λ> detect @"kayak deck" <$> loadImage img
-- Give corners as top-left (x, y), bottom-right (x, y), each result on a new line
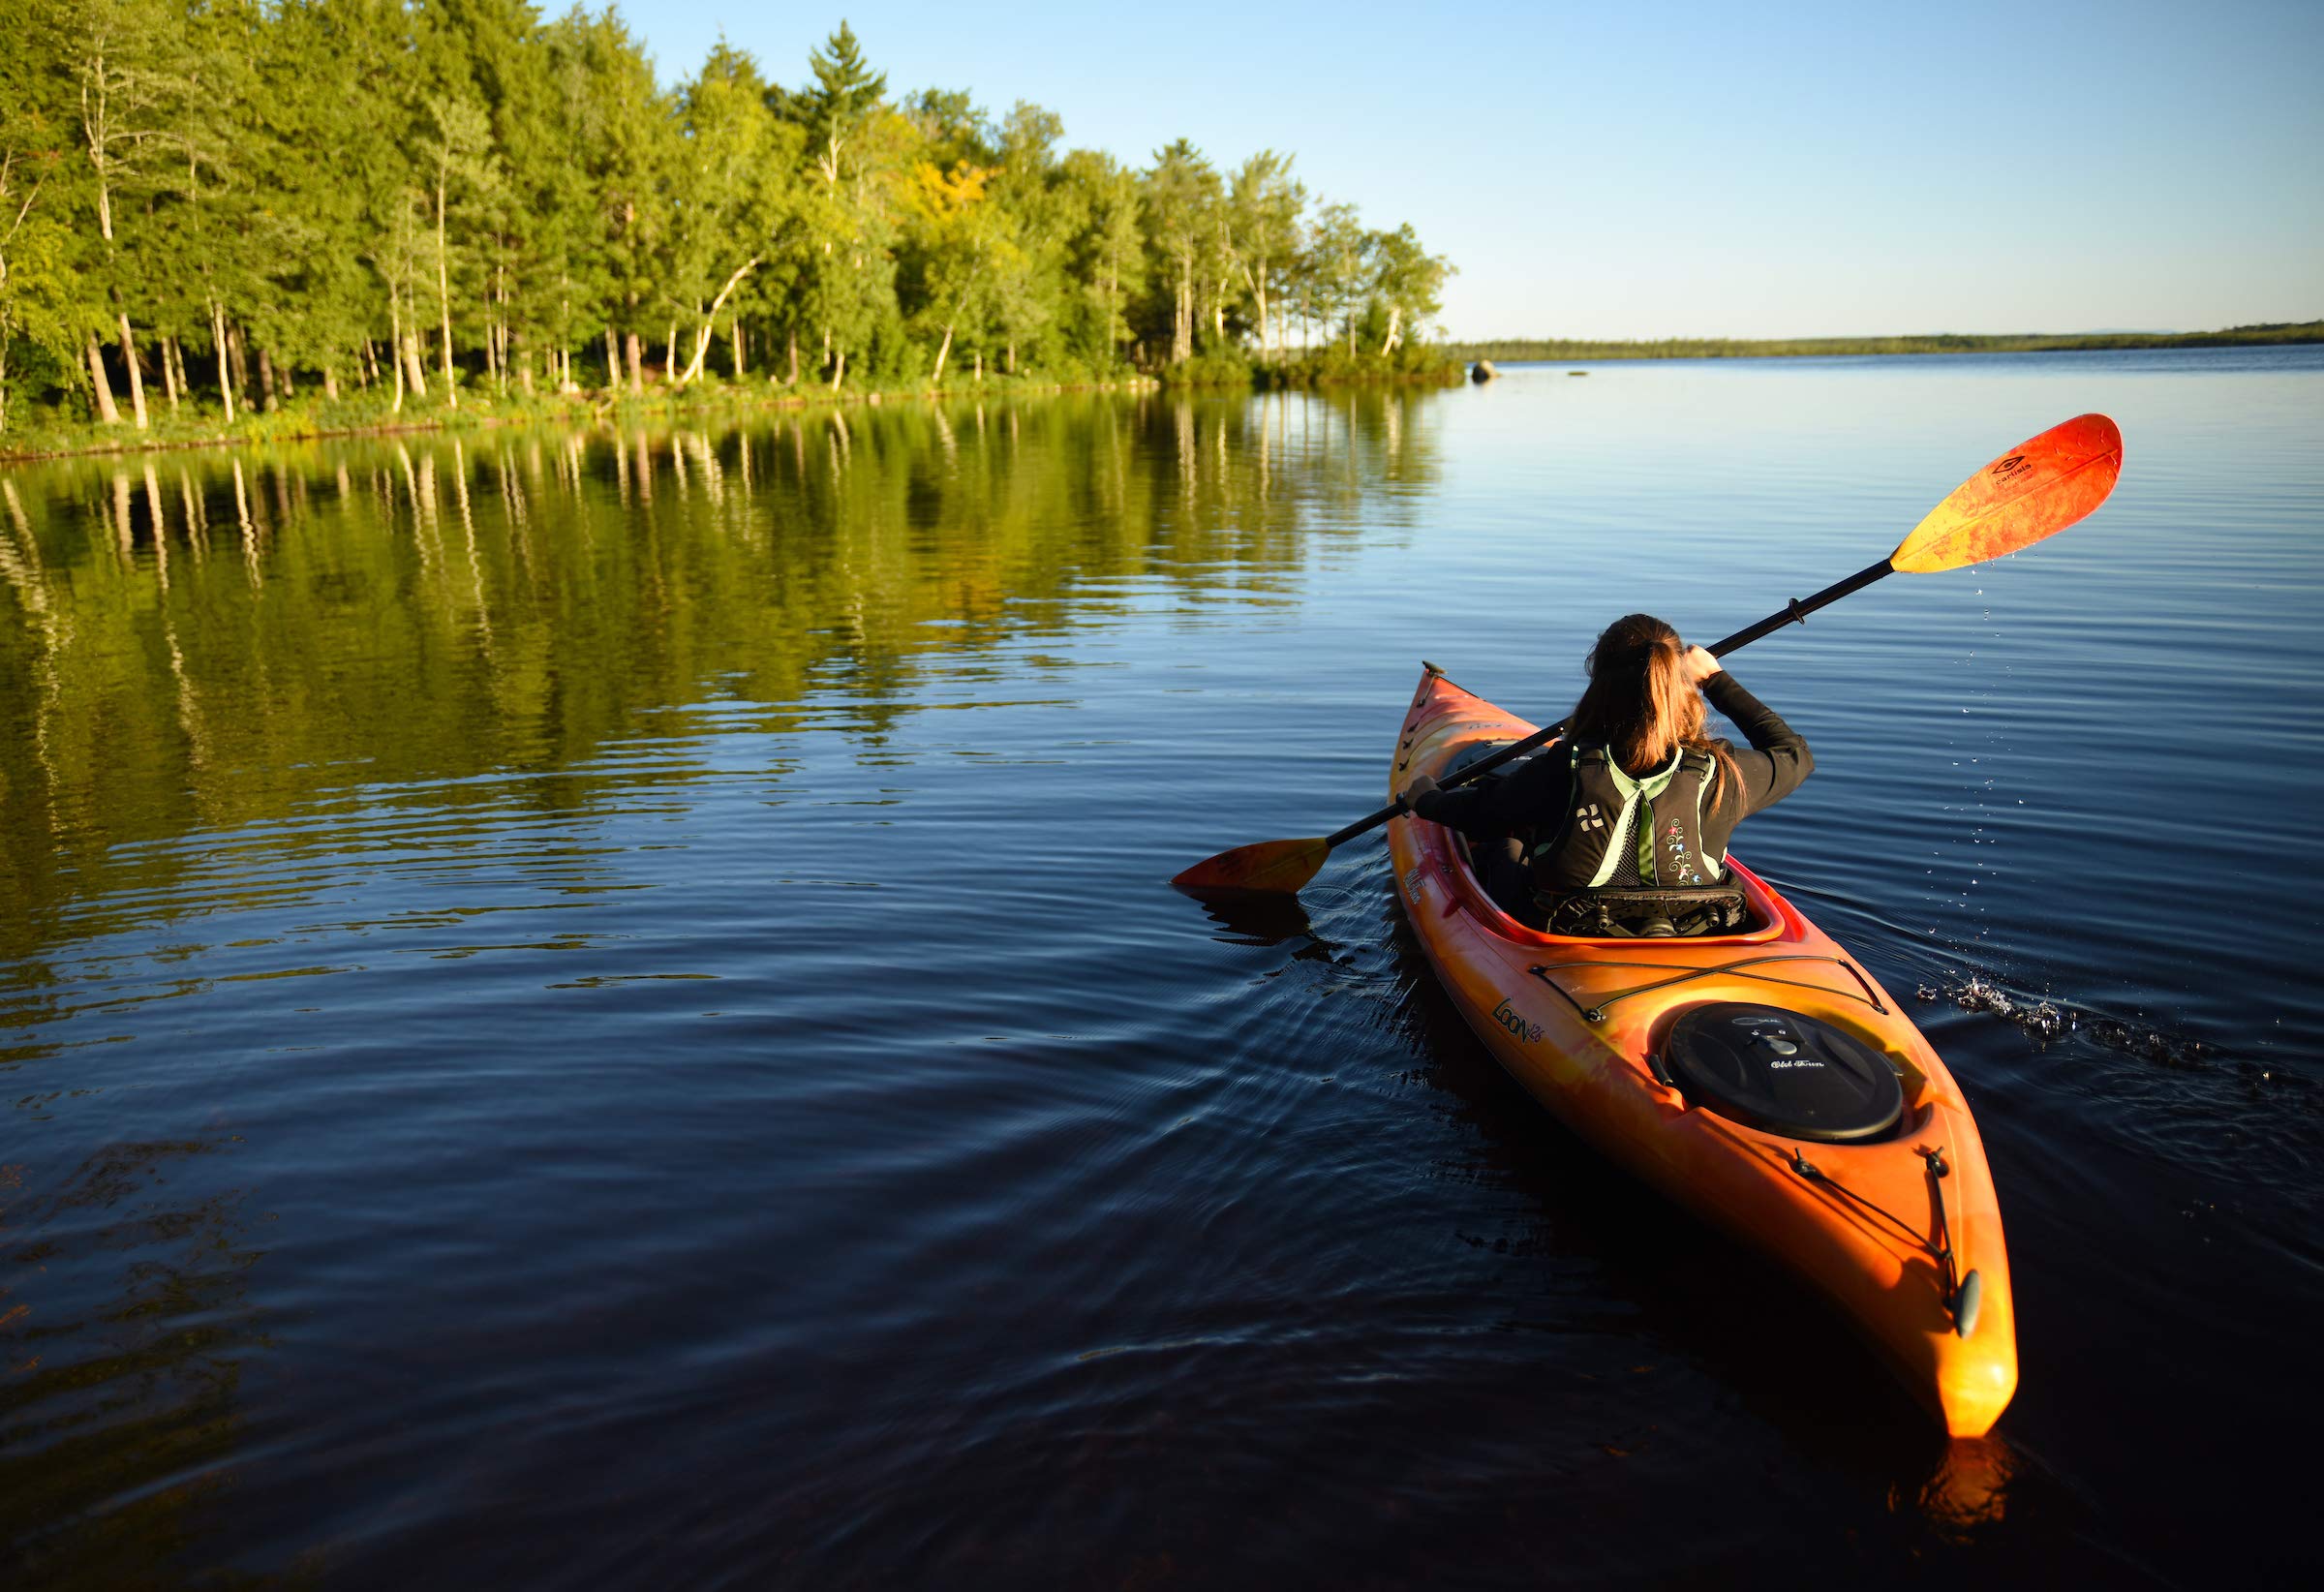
top-left (1387, 667), bottom-right (2017, 1437)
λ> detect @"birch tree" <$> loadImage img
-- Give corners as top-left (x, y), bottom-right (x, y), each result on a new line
top-left (1058, 152), bottom-right (1142, 370)
top-left (1143, 140), bottom-right (1215, 365)
top-left (902, 159), bottom-right (998, 382)
top-left (783, 23), bottom-right (893, 387)
top-left (1364, 223), bottom-right (1452, 354)
top-left (671, 44), bottom-right (791, 386)
top-left (417, 94), bottom-right (496, 407)
top-left (164, 26), bottom-right (252, 423)
top-left (1231, 153), bottom-right (1303, 359)
top-left (1304, 201), bottom-right (1367, 357)
top-left (0, 8), bottom-right (1457, 424)
top-left (50, 0), bottom-right (188, 429)
top-left (988, 103), bottom-right (1064, 373)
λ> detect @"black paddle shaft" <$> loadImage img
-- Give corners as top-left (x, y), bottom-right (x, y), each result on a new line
top-left (1323, 555), bottom-right (1896, 848)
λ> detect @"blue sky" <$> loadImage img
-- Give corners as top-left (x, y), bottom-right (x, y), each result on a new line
top-left (622, 0), bottom-right (2322, 340)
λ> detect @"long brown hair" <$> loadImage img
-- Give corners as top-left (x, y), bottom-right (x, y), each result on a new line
top-left (1569, 613), bottom-right (1737, 800)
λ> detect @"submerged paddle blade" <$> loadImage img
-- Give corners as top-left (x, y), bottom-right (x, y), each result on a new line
top-left (1891, 413), bottom-right (2123, 574)
top-left (1171, 836), bottom-right (1331, 895)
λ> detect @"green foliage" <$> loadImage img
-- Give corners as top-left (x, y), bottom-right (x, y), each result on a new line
top-left (1159, 348), bottom-right (1253, 388)
top-left (2, 5), bottom-right (1454, 445)
top-left (1255, 343), bottom-right (1461, 389)
top-left (0, 135), bottom-right (80, 433)
top-left (802, 21), bottom-right (887, 155)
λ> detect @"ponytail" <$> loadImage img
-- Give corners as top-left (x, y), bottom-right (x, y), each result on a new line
top-left (1570, 614), bottom-right (1739, 805)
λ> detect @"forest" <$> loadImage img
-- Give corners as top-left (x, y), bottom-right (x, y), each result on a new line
top-left (0, 2), bottom-right (1457, 440)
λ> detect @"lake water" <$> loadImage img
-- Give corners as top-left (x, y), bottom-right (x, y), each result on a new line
top-left (4, 350), bottom-right (2321, 1587)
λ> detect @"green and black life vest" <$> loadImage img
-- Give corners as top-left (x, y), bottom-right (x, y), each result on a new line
top-left (1532, 744), bottom-right (1726, 891)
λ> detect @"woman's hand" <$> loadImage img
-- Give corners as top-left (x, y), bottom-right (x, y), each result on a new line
top-left (1682, 645), bottom-right (1723, 686)
top-left (1399, 772), bottom-right (1439, 810)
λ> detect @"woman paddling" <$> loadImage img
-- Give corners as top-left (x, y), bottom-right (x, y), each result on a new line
top-left (1398, 613), bottom-right (1813, 934)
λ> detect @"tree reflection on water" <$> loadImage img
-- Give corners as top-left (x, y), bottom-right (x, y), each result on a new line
top-left (1, 1130), bottom-right (302, 1588)
top-left (0, 391), bottom-right (1438, 982)
top-left (0, 389), bottom-right (1441, 1583)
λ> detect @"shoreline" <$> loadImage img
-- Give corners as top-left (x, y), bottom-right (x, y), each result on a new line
top-left (0, 362), bottom-right (1460, 468)
top-left (1445, 321), bottom-right (2324, 365)
top-left (0, 377), bottom-right (1166, 468)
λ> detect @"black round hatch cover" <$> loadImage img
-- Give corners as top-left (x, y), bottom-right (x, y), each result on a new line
top-left (1662, 1003), bottom-right (1904, 1143)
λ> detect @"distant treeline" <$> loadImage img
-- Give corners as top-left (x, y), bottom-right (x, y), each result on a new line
top-left (1448, 321), bottom-right (2324, 363)
top-left (0, 6), bottom-right (1455, 441)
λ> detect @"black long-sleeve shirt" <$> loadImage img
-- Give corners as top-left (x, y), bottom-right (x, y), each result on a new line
top-left (1410, 672), bottom-right (1813, 866)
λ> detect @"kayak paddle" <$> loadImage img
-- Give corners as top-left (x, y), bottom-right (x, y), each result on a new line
top-left (1172, 413), bottom-right (2124, 896)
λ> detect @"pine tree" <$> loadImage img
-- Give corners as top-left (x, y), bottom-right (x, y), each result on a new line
top-left (799, 22), bottom-right (887, 188)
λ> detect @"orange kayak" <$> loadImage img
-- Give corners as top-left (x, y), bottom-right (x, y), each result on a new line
top-left (1388, 666), bottom-right (2017, 1436)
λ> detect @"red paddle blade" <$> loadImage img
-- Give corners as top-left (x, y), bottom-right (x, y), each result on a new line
top-left (1891, 413), bottom-right (2124, 574)
top-left (1170, 836), bottom-right (1330, 895)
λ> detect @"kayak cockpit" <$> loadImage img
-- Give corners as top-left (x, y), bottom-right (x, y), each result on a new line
top-left (1428, 821), bottom-right (1928, 1145)
top-left (1439, 827), bottom-right (1793, 951)
top-left (1435, 737), bottom-right (1789, 943)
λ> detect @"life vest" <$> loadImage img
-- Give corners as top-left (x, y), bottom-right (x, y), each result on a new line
top-left (1532, 744), bottom-right (1725, 891)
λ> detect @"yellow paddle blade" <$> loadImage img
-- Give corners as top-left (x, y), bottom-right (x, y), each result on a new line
top-left (1170, 836), bottom-right (1331, 895)
top-left (1891, 413), bottom-right (2124, 574)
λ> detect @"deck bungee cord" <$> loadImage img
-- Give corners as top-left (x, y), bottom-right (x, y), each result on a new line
top-left (1787, 1144), bottom-right (1977, 1336)
top-left (1528, 954), bottom-right (1890, 1026)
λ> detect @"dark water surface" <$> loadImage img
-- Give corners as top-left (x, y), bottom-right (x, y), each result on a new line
top-left (4, 351), bottom-right (2321, 1587)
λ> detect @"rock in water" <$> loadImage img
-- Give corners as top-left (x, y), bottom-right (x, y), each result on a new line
top-left (1470, 360), bottom-right (1498, 383)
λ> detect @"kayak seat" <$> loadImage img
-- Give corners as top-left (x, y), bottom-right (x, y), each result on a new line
top-left (1437, 740), bottom-right (1761, 938)
top-left (1540, 885), bottom-right (1752, 939)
